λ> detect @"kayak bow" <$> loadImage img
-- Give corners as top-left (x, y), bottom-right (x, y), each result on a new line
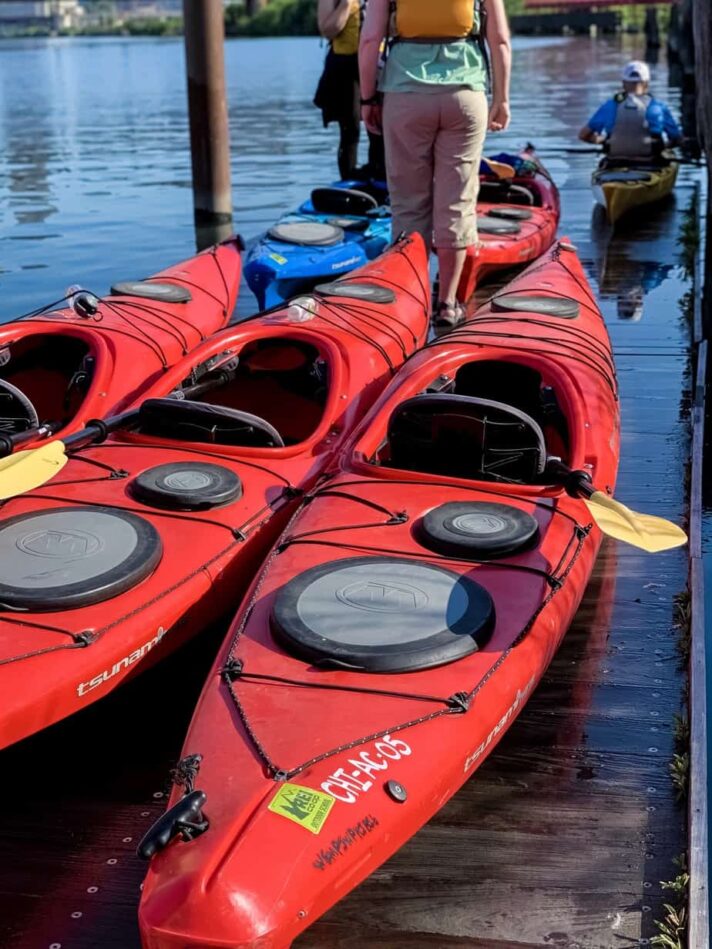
top-left (138, 239), bottom-right (630, 948)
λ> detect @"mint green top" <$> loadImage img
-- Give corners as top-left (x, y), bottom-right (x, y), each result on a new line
top-left (379, 41), bottom-right (487, 94)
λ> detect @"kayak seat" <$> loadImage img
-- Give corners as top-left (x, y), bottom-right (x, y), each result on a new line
top-left (310, 187), bottom-right (378, 217)
top-left (271, 555), bottom-right (495, 673)
top-left (138, 399), bottom-right (285, 448)
top-left (478, 180), bottom-right (537, 206)
top-left (192, 340), bottom-right (328, 446)
top-left (268, 221), bottom-right (345, 247)
top-left (1, 334), bottom-right (93, 429)
top-left (386, 393), bottom-right (547, 484)
top-left (454, 360), bottom-right (570, 460)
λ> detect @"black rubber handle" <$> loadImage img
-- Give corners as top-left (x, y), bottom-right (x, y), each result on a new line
top-left (545, 459), bottom-right (595, 499)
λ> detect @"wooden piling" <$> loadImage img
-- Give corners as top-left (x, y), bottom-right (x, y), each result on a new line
top-left (182, 0), bottom-right (233, 226)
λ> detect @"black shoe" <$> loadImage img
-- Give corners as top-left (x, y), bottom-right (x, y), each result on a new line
top-left (433, 302), bottom-right (465, 329)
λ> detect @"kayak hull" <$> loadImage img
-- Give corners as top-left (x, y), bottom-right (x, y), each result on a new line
top-left (592, 162), bottom-right (677, 225)
top-left (138, 240), bottom-right (619, 948)
top-left (0, 240), bottom-right (242, 449)
top-left (0, 236), bottom-right (430, 750)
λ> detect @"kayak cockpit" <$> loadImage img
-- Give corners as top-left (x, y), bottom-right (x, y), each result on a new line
top-left (373, 359), bottom-right (571, 484)
top-left (138, 337), bottom-right (329, 449)
top-left (0, 333), bottom-right (95, 436)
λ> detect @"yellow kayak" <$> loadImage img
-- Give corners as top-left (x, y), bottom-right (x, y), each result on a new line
top-left (592, 161), bottom-right (678, 225)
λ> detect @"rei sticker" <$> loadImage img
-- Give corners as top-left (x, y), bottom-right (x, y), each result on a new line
top-left (269, 252), bottom-right (287, 266)
top-left (268, 783), bottom-right (335, 834)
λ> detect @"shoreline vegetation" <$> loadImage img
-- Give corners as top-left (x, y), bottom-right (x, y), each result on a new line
top-left (0, 0), bottom-right (667, 40)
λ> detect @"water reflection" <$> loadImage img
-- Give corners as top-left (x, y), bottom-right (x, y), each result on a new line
top-left (590, 195), bottom-right (678, 322)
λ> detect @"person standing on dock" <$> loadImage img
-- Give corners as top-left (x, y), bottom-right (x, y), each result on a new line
top-left (315, 0), bottom-right (386, 181)
top-left (359, 0), bottom-right (512, 329)
top-left (578, 61), bottom-right (682, 163)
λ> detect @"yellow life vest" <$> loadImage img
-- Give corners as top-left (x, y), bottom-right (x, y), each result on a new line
top-left (395, 0), bottom-right (479, 40)
top-left (332, 0), bottom-right (361, 55)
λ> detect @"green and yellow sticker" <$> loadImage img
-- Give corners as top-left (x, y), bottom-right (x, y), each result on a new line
top-left (268, 783), bottom-right (335, 834)
top-left (269, 252), bottom-right (287, 266)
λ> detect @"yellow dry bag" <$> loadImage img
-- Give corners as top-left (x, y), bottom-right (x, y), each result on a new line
top-left (395, 0), bottom-right (479, 40)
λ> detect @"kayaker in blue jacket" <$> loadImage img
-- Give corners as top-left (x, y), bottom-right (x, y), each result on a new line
top-left (579, 61), bottom-right (682, 163)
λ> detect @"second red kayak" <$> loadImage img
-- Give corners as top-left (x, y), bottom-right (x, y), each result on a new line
top-left (0, 239), bottom-right (242, 455)
top-left (138, 239), bottom-right (619, 949)
top-left (0, 235), bottom-right (429, 750)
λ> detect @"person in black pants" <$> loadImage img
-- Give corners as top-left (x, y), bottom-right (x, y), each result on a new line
top-left (315, 0), bottom-right (385, 181)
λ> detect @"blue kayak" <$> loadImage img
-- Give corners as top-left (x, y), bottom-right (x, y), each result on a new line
top-left (245, 180), bottom-right (391, 310)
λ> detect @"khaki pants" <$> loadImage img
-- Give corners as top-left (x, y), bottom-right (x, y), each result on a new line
top-left (383, 89), bottom-right (488, 250)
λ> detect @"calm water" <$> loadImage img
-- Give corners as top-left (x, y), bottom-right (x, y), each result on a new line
top-left (0, 32), bottom-right (692, 321)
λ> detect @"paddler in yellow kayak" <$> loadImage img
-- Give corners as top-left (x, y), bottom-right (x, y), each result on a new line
top-left (578, 60), bottom-right (682, 163)
top-left (580, 61), bottom-right (682, 223)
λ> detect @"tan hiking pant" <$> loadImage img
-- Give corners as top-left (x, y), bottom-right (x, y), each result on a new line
top-left (383, 88), bottom-right (488, 249)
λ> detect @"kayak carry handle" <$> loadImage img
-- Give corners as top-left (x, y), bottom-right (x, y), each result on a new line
top-left (137, 789), bottom-right (209, 861)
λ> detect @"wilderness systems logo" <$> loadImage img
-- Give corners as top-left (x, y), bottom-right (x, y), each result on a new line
top-left (76, 627), bottom-right (167, 697)
top-left (463, 676), bottom-right (536, 773)
top-left (268, 783), bottom-right (335, 835)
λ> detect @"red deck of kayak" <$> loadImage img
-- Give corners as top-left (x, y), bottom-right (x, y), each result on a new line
top-left (138, 240), bottom-right (619, 949)
top-left (0, 236), bottom-right (429, 750)
top-left (460, 160), bottom-right (560, 301)
top-left (0, 240), bottom-right (241, 448)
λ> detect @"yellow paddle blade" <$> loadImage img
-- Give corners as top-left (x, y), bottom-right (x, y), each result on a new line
top-left (0, 440), bottom-right (68, 499)
top-left (584, 490), bottom-right (687, 553)
top-left (483, 159), bottom-right (516, 180)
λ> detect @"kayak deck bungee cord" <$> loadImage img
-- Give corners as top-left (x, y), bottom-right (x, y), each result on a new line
top-left (0, 238), bottom-right (243, 456)
top-left (137, 239), bottom-right (634, 949)
top-left (0, 235), bottom-right (430, 750)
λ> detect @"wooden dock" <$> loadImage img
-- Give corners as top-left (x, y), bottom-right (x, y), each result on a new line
top-left (0, 186), bottom-right (700, 948)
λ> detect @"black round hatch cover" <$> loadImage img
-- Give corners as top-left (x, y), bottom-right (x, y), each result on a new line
top-left (487, 207), bottom-right (533, 221)
top-left (491, 293), bottom-right (580, 319)
top-left (314, 282), bottom-right (396, 304)
top-left (131, 462), bottom-right (242, 511)
top-left (0, 506), bottom-right (162, 612)
top-left (268, 222), bottom-right (344, 247)
top-left (110, 281), bottom-right (192, 303)
top-left (271, 556), bottom-right (495, 673)
top-left (418, 502), bottom-right (539, 560)
top-left (477, 216), bottom-right (521, 235)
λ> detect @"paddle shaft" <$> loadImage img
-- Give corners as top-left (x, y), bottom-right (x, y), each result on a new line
top-left (0, 368), bottom-right (234, 459)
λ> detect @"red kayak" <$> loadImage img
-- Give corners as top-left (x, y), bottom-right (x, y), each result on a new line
top-left (459, 149), bottom-right (560, 301)
top-left (138, 239), bottom-right (619, 948)
top-left (0, 235), bottom-right (429, 750)
top-left (0, 239), bottom-right (241, 456)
